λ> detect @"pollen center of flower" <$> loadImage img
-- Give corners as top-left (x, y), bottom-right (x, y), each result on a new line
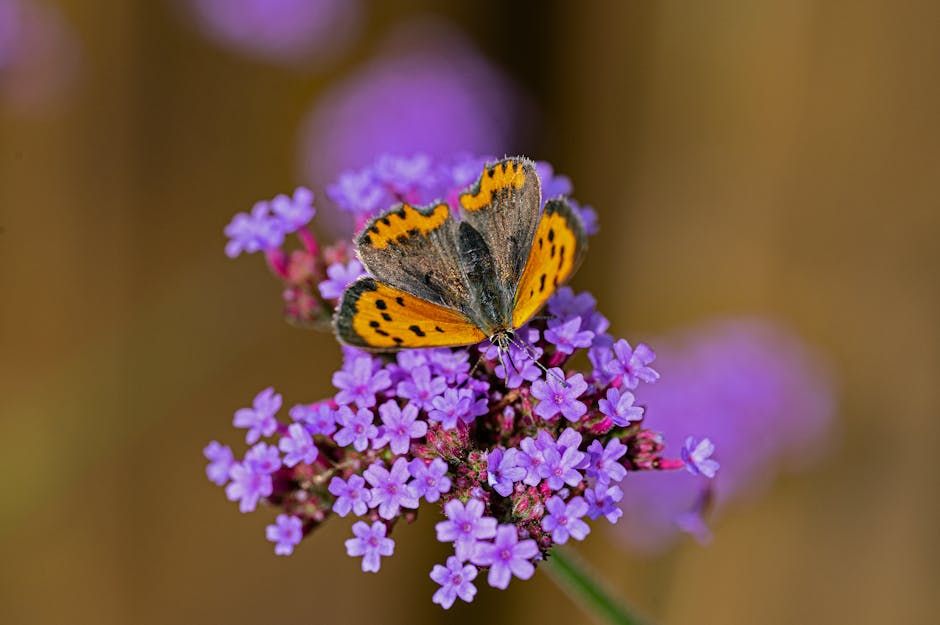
top-left (461, 522), bottom-right (472, 534)
top-left (499, 549), bottom-right (512, 562)
top-left (553, 393), bottom-right (565, 405)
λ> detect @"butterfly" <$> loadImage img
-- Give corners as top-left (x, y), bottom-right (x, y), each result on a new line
top-left (333, 157), bottom-right (587, 354)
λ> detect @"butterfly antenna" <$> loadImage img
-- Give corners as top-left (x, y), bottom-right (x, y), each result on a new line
top-left (508, 333), bottom-right (569, 387)
top-left (495, 345), bottom-right (511, 387)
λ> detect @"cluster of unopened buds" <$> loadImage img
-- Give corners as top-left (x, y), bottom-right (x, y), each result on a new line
top-left (206, 153), bottom-right (717, 608)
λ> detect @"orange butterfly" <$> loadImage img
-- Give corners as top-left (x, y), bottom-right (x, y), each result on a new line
top-left (333, 157), bottom-right (586, 353)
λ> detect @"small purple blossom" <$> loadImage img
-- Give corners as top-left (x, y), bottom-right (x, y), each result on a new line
top-left (471, 525), bottom-right (539, 590)
top-left (270, 187), bottom-right (315, 233)
top-left (327, 169), bottom-right (385, 216)
top-left (682, 437), bottom-right (720, 479)
top-left (333, 405), bottom-right (378, 452)
top-left (428, 388), bottom-right (487, 429)
top-left (585, 439), bottom-right (628, 485)
top-left (517, 436), bottom-right (546, 486)
top-left (539, 444), bottom-right (586, 491)
top-left (372, 400), bottom-right (427, 455)
top-left (328, 474), bottom-right (370, 517)
top-left (585, 484), bottom-right (624, 523)
top-left (278, 423), bottom-right (318, 467)
top-left (486, 447), bottom-right (526, 497)
top-left (266, 514), bottom-right (303, 555)
top-left (397, 365), bottom-right (447, 410)
top-left (225, 461), bottom-right (273, 513)
top-left (531, 369), bottom-right (588, 421)
top-left (427, 349), bottom-right (471, 383)
top-left (435, 498), bottom-right (497, 561)
top-left (223, 201), bottom-right (285, 258)
top-left (318, 259), bottom-right (365, 300)
top-left (244, 441), bottom-right (282, 473)
top-left (345, 521), bottom-right (394, 573)
top-left (333, 355), bottom-right (391, 408)
top-left (203, 441), bottom-right (234, 486)
top-left (232, 387), bottom-right (281, 444)
top-left (430, 556), bottom-right (478, 609)
top-left (364, 457), bottom-right (419, 520)
top-left (494, 344), bottom-right (543, 389)
top-left (544, 317), bottom-right (594, 355)
top-left (607, 339), bottom-right (660, 388)
top-left (408, 458), bottom-right (452, 503)
top-left (542, 496), bottom-right (591, 544)
top-left (598, 387), bottom-right (644, 426)
top-left (289, 402), bottom-right (336, 436)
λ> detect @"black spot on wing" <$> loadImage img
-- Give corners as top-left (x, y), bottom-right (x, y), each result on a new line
top-left (409, 325), bottom-right (426, 337)
top-left (395, 296), bottom-right (406, 307)
top-left (375, 299), bottom-right (387, 310)
top-left (392, 336), bottom-right (404, 345)
top-left (381, 312), bottom-right (392, 322)
top-left (539, 274), bottom-right (547, 293)
top-left (435, 326), bottom-right (445, 333)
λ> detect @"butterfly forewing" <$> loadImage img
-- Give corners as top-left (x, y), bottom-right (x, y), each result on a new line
top-left (356, 202), bottom-right (472, 313)
top-left (459, 158), bottom-right (542, 302)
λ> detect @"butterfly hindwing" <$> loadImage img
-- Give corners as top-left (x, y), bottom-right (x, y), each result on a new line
top-left (511, 198), bottom-right (587, 328)
top-left (356, 202), bottom-right (472, 313)
top-left (334, 277), bottom-right (486, 351)
top-left (459, 158), bottom-right (541, 298)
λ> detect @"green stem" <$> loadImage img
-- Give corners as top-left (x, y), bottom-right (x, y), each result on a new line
top-left (543, 547), bottom-right (650, 625)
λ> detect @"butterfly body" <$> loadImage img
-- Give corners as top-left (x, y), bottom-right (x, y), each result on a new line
top-left (334, 157), bottom-right (586, 351)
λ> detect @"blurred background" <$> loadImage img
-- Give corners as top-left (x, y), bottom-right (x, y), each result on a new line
top-left (1, 1), bottom-right (938, 624)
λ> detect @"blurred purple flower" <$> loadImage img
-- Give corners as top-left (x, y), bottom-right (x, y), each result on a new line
top-left (430, 556), bottom-right (478, 609)
top-left (486, 447), bottom-right (525, 497)
top-left (184, 0), bottom-right (361, 68)
top-left (408, 458), bottom-right (451, 503)
top-left (232, 387), bottom-right (281, 444)
top-left (682, 437), bottom-right (719, 479)
top-left (345, 521), bottom-right (394, 573)
top-left (318, 259), bottom-right (365, 300)
top-left (333, 355), bottom-right (391, 408)
top-left (203, 441), bottom-right (234, 486)
top-left (435, 498), bottom-right (497, 562)
top-left (373, 400), bottom-right (427, 455)
top-left (328, 474), bottom-right (370, 517)
top-left (278, 423), bottom-right (318, 467)
top-left (266, 514), bottom-right (303, 555)
top-left (289, 403), bottom-right (336, 436)
top-left (333, 405), bottom-right (377, 452)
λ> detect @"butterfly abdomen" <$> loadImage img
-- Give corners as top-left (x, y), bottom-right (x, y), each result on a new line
top-left (457, 221), bottom-right (509, 335)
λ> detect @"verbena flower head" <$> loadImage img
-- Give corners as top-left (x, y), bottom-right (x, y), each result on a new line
top-left (614, 318), bottom-right (835, 554)
top-left (207, 153), bottom-right (696, 607)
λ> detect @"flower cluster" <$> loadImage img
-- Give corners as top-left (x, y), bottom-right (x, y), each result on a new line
top-left (208, 154), bottom-right (709, 608)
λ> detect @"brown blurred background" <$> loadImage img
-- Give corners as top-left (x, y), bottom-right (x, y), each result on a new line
top-left (1, 1), bottom-right (938, 624)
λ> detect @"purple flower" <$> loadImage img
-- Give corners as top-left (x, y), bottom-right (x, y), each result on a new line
top-left (607, 339), bottom-right (660, 388)
top-left (278, 423), bottom-right (318, 467)
top-left (430, 556), bottom-right (478, 609)
top-left (435, 498), bottom-right (497, 561)
top-left (266, 514), bottom-right (303, 555)
top-left (539, 443), bottom-right (586, 491)
top-left (428, 388), bottom-right (487, 429)
top-left (289, 402), bottom-right (336, 436)
top-left (682, 437), bottom-right (719, 479)
top-left (203, 441), bottom-right (234, 486)
top-left (333, 405), bottom-right (377, 452)
top-left (397, 365), bottom-right (447, 411)
top-left (585, 484), bottom-right (624, 523)
top-left (372, 400), bottom-right (427, 455)
top-left (517, 436), bottom-right (547, 486)
top-left (270, 187), bottom-right (315, 233)
top-left (471, 525), bottom-right (539, 589)
top-left (363, 457), bottom-right (419, 519)
top-left (531, 369), bottom-right (588, 421)
top-left (232, 387), bottom-right (281, 444)
top-left (427, 349), bottom-right (471, 383)
top-left (345, 521), bottom-right (394, 573)
top-left (243, 441), bottom-right (282, 473)
top-left (374, 153), bottom-right (435, 194)
top-left (486, 447), bottom-right (526, 497)
top-left (541, 496), bottom-right (591, 544)
top-left (571, 200), bottom-right (599, 236)
top-left (408, 458), bottom-right (452, 503)
top-left (493, 344), bottom-right (543, 389)
top-left (598, 387), bottom-right (644, 426)
top-left (585, 439), bottom-right (628, 485)
top-left (225, 462), bottom-right (273, 513)
top-left (589, 342), bottom-right (617, 386)
top-left (544, 317), bottom-right (594, 355)
top-left (223, 201), bottom-right (284, 258)
top-left (328, 474), bottom-right (370, 517)
top-left (332, 355), bottom-right (391, 408)
top-left (327, 168), bottom-right (385, 216)
top-left (535, 161), bottom-right (573, 201)
top-left (318, 259), bottom-right (365, 300)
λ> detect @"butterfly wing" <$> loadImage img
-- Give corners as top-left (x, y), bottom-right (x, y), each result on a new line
top-left (458, 158), bottom-right (541, 302)
top-left (511, 198), bottom-right (587, 328)
top-left (334, 277), bottom-right (486, 350)
top-left (355, 202), bottom-right (472, 313)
